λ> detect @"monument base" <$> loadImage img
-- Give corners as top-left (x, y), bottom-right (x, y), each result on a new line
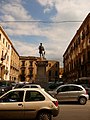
top-left (35, 60), bottom-right (48, 88)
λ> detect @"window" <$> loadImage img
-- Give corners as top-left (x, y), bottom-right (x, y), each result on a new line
top-left (48, 63), bottom-right (51, 67)
top-left (7, 56), bottom-right (9, 61)
top-left (30, 70), bottom-right (33, 76)
top-left (0, 34), bottom-right (1, 40)
top-left (82, 30), bottom-right (85, 40)
top-left (56, 63), bottom-right (58, 67)
top-left (0, 91), bottom-right (24, 102)
top-left (22, 61), bottom-right (25, 66)
top-left (1, 51), bottom-right (4, 58)
top-left (29, 61), bottom-right (33, 66)
top-left (6, 42), bottom-right (8, 47)
top-left (49, 70), bottom-right (51, 76)
top-left (86, 24), bottom-right (89, 36)
top-left (87, 51), bottom-right (90, 61)
top-left (25, 91), bottom-right (45, 102)
top-left (21, 69), bottom-right (25, 75)
top-left (8, 44), bottom-right (10, 49)
top-left (57, 86), bottom-right (69, 92)
top-left (55, 71), bottom-right (58, 76)
top-left (3, 38), bottom-right (5, 44)
top-left (68, 86), bottom-right (82, 91)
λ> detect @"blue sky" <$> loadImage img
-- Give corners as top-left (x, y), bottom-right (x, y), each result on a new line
top-left (0, 0), bottom-right (90, 66)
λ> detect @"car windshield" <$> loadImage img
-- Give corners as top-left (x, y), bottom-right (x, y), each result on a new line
top-left (0, 81), bottom-right (10, 87)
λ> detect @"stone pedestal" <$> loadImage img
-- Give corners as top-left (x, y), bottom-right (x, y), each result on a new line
top-left (35, 60), bottom-right (48, 88)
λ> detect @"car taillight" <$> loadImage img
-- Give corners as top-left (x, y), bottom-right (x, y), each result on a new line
top-left (53, 101), bottom-right (58, 107)
top-left (85, 89), bottom-right (88, 94)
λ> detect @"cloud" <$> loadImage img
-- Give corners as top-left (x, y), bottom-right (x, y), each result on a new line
top-left (37, 0), bottom-right (55, 13)
top-left (12, 40), bottom-right (39, 56)
top-left (0, 0), bottom-right (90, 66)
top-left (1, 0), bottom-right (30, 20)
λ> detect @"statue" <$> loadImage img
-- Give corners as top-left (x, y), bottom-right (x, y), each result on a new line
top-left (38, 43), bottom-right (45, 58)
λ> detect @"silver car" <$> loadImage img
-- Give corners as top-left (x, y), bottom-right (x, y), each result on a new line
top-left (0, 88), bottom-right (59, 120)
top-left (49, 84), bottom-right (89, 105)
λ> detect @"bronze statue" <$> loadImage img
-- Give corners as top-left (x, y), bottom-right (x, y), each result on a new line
top-left (39, 43), bottom-right (45, 58)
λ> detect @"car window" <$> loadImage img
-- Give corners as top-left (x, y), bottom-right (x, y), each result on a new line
top-left (25, 91), bottom-right (45, 102)
top-left (23, 85), bottom-right (38, 88)
top-left (31, 86), bottom-right (38, 88)
top-left (15, 84), bottom-right (24, 88)
top-left (57, 86), bottom-right (69, 92)
top-left (23, 85), bottom-right (29, 88)
top-left (0, 81), bottom-right (11, 87)
top-left (68, 86), bottom-right (82, 91)
top-left (0, 91), bottom-right (24, 102)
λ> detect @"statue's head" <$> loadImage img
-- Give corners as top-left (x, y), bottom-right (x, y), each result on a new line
top-left (40, 43), bottom-right (42, 46)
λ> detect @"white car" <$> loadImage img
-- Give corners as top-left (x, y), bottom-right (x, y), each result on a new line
top-left (0, 88), bottom-right (59, 120)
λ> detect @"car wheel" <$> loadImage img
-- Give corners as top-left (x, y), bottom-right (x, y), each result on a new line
top-left (78, 97), bottom-right (87, 105)
top-left (37, 111), bottom-right (52, 120)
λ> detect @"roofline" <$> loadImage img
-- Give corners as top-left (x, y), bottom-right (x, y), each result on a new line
top-left (0, 25), bottom-right (19, 56)
top-left (63, 13), bottom-right (90, 57)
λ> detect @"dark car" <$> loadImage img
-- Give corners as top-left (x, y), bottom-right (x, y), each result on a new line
top-left (12, 82), bottom-right (26, 89)
top-left (0, 81), bottom-right (12, 96)
top-left (47, 81), bottom-right (64, 90)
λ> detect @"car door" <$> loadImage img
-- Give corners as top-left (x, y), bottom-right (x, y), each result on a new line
top-left (0, 90), bottom-right (24, 119)
top-left (24, 90), bottom-right (45, 119)
top-left (67, 86), bottom-right (81, 101)
top-left (55, 86), bottom-right (70, 101)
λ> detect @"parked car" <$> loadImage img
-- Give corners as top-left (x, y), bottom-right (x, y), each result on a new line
top-left (0, 88), bottom-right (59, 120)
top-left (81, 84), bottom-right (90, 99)
top-left (12, 82), bottom-right (26, 89)
top-left (48, 84), bottom-right (89, 105)
top-left (47, 81), bottom-right (64, 90)
top-left (22, 84), bottom-right (42, 89)
top-left (0, 81), bottom-right (12, 96)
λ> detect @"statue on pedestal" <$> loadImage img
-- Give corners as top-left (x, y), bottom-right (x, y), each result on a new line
top-left (38, 43), bottom-right (45, 58)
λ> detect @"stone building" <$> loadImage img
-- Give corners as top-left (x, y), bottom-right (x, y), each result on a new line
top-left (19, 56), bottom-right (37, 83)
top-left (9, 46), bottom-right (19, 82)
top-left (0, 25), bottom-right (60, 83)
top-left (46, 60), bottom-right (59, 82)
top-left (63, 13), bottom-right (90, 83)
top-left (0, 25), bottom-right (19, 81)
top-left (19, 56), bottom-right (59, 83)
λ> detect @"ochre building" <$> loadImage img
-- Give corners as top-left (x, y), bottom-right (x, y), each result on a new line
top-left (63, 13), bottom-right (90, 83)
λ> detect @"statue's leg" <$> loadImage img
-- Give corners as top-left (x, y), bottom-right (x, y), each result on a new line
top-left (40, 53), bottom-right (41, 58)
top-left (42, 52), bottom-right (44, 58)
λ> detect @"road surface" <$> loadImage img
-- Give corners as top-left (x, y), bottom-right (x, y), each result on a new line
top-left (53, 101), bottom-right (90, 120)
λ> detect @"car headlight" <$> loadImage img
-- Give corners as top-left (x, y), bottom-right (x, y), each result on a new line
top-left (1, 89), bottom-right (5, 92)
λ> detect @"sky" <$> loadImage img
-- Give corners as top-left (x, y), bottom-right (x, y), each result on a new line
top-left (0, 0), bottom-right (90, 67)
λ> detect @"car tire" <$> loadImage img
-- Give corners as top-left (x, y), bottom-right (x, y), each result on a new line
top-left (78, 97), bottom-right (87, 105)
top-left (37, 111), bottom-right (52, 120)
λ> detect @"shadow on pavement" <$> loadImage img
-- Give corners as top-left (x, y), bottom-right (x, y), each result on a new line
top-left (59, 101), bottom-right (80, 105)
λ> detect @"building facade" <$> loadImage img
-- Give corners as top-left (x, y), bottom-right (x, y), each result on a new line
top-left (63, 13), bottom-right (90, 83)
top-left (0, 26), bottom-right (11, 80)
top-left (19, 56), bottom-right (37, 83)
top-left (0, 26), bottom-right (19, 81)
top-left (9, 46), bottom-right (19, 82)
top-left (19, 56), bottom-right (59, 83)
top-left (0, 25), bottom-right (60, 83)
top-left (46, 60), bottom-right (59, 82)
